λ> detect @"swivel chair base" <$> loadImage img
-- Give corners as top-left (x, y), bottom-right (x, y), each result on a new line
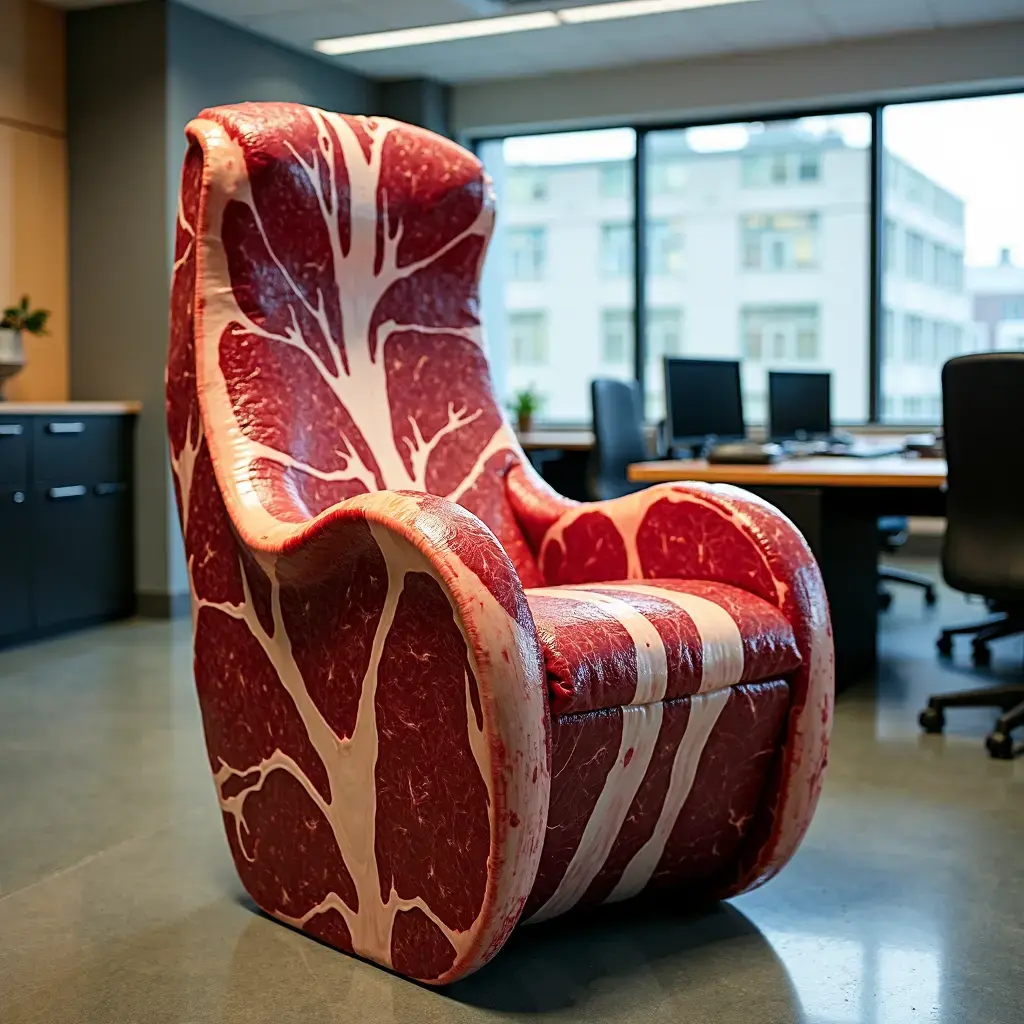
top-left (878, 566), bottom-right (937, 610)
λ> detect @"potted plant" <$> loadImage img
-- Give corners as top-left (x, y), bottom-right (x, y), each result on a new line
top-left (509, 386), bottom-right (543, 434)
top-left (0, 296), bottom-right (50, 400)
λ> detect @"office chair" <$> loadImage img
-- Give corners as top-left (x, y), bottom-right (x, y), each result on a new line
top-left (919, 353), bottom-right (1024, 759)
top-left (588, 378), bottom-right (649, 500)
top-left (878, 517), bottom-right (937, 610)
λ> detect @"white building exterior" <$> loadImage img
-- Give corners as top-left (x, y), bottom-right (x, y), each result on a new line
top-left (481, 123), bottom-right (971, 426)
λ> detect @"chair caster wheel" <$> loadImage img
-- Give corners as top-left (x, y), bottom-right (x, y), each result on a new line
top-left (986, 731), bottom-right (1015, 760)
top-left (920, 706), bottom-right (945, 734)
top-left (936, 635), bottom-right (953, 658)
top-left (924, 586), bottom-right (937, 607)
top-left (878, 590), bottom-right (893, 611)
top-left (972, 642), bottom-right (991, 668)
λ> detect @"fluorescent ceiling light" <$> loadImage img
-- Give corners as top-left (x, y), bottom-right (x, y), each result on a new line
top-left (557, 0), bottom-right (757, 22)
top-left (558, 0), bottom-right (757, 23)
top-left (314, 0), bottom-right (759, 56)
top-left (314, 11), bottom-right (559, 55)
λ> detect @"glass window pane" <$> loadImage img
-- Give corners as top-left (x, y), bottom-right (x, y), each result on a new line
top-left (479, 128), bottom-right (637, 423)
top-left (645, 115), bottom-right (871, 423)
top-left (881, 94), bottom-right (1024, 423)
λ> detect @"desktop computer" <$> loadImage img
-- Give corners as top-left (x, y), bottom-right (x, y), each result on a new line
top-left (664, 357), bottom-right (781, 464)
top-left (767, 371), bottom-right (904, 458)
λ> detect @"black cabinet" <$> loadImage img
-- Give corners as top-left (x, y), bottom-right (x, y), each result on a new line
top-left (0, 410), bottom-right (136, 646)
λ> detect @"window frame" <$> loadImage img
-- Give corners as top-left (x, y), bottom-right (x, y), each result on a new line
top-left (471, 85), bottom-right (1024, 427)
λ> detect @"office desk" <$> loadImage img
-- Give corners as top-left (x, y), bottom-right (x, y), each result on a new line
top-left (629, 456), bottom-right (948, 686)
top-left (517, 430), bottom-right (595, 452)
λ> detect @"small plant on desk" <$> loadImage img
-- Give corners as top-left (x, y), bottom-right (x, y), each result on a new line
top-left (509, 386), bottom-right (543, 434)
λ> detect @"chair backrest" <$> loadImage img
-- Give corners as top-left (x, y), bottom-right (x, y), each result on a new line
top-left (588, 378), bottom-right (648, 501)
top-left (941, 352), bottom-right (1024, 600)
top-left (170, 102), bottom-right (544, 584)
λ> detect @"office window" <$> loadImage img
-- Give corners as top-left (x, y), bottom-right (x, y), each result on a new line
top-left (600, 161), bottom-right (632, 199)
top-left (601, 310), bottom-right (633, 364)
top-left (905, 231), bottom-right (925, 279)
top-left (507, 168), bottom-right (548, 203)
top-left (742, 212), bottom-right (819, 270)
top-left (479, 128), bottom-right (636, 422)
top-left (601, 223), bottom-right (633, 277)
top-left (650, 158), bottom-right (686, 194)
top-left (646, 115), bottom-right (869, 424)
top-left (508, 312), bottom-right (548, 366)
top-left (648, 218), bottom-right (685, 276)
top-left (508, 227), bottom-right (546, 281)
top-left (881, 94), bottom-right (1022, 422)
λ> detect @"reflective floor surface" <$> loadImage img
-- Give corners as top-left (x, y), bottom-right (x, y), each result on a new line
top-left (1, 559), bottom-right (1022, 1023)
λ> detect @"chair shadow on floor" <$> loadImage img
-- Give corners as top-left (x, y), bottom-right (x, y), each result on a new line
top-left (446, 894), bottom-right (802, 1016)
top-left (232, 890), bottom-right (803, 1019)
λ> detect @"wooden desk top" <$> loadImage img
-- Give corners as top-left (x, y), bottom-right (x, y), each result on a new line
top-left (518, 429), bottom-right (595, 451)
top-left (629, 455), bottom-right (947, 489)
top-left (0, 401), bottom-right (141, 415)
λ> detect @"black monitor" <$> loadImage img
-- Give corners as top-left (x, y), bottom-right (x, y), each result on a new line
top-left (768, 371), bottom-right (832, 440)
top-left (664, 357), bottom-right (745, 448)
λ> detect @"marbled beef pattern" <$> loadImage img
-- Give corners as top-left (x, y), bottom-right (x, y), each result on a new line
top-left (167, 103), bottom-right (833, 985)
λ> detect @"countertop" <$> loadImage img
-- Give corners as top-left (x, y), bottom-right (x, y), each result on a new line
top-left (0, 401), bottom-right (141, 415)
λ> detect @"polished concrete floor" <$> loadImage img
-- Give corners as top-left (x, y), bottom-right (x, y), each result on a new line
top-left (2, 559), bottom-right (1023, 1023)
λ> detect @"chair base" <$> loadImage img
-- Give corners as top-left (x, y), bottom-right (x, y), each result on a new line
top-left (878, 566), bottom-right (937, 610)
top-left (921, 609), bottom-right (1024, 758)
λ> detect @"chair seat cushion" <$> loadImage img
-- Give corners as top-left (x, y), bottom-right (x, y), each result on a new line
top-left (526, 580), bottom-right (801, 715)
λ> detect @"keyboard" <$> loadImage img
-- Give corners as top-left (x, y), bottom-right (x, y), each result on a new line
top-left (782, 438), bottom-right (905, 459)
top-left (822, 441), bottom-right (905, 459)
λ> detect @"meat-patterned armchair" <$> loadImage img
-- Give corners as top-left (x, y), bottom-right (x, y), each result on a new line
top-left (168, 103), bottom-right (834, 985)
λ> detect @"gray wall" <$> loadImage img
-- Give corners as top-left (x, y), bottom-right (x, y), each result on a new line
top-left (452, 20), bottom-right (1024, 136)
top-left (67, 1), bottom-right (172, 611)
top-left (69, 0), bottom-right (377, 611)
top-left (378, 78), bottom-right (452, 138)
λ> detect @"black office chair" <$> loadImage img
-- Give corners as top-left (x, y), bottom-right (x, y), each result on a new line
top-left (588, 378), bottom-right (648, 501)
top-left (919, 353), bottom-right (1024, 759)
top-left (878, 516), bottom-right (937, 610)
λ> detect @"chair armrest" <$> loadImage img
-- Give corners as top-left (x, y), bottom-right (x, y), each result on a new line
top-left (189, 484), bottom-right (549, 984)
top-left (536, 481), bottom-right (834, 894)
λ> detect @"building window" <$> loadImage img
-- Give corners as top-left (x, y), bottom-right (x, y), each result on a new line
top-left (601, 222), bottom-right (633, 277)
top-left (508, 227), bottom-right (546, 281)
top-left (650, 158), bottom-right (686, 194)
top-left (507, 168), bottom-right (548, 203)
top-left (904, 314), bottom-right (924, 362)
top-left (883, 308), bottom-right (895, 361)
top-left (742, 212), bottom-right (819, 270)
top-left (508, 312), bottom-right (548, 366)
top-left (648, 308), bottom-right (684, 359)
top-left (742, 305), bottom-right (820, 362)
top-left (741, 151), bottom-right (819, 187)
top-left (883, 218), bottom-right (897, 272)
top-left (1004, 298), bottom-right (1024, 320)
top-left (601, 310), bottom-right (633, 364)
top-left (905, 231), bottom-right (925, 280)
top-left (903, 395), bottom-right (924, 418)
top-left (648, 218), bottom-right (685, 276)
top-left (798, 153), bottom-right (820, 181)
top-left (600, 161), bottom-right (633, 199)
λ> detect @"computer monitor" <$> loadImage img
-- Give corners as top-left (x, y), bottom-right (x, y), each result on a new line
top-left (664, 357), bottom-right (745, 448)
top-left (768, 371), bottom-right (832, 440)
